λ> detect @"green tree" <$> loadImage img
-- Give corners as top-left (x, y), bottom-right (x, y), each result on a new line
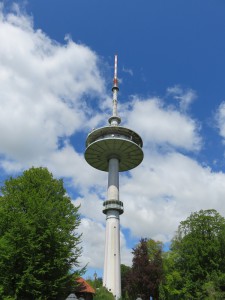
top-left (162, 209), bottom-right (225, 299)
top-left (147, 239), bottom-right (163, 262)
top-left (0, 167), bottom-right (83, 299)
top-left (159, 251), bottom-right (184, 299)
top-left (86, 276), bottom-right (102, 289)
top-left (94, 286), bottom-right (115, 300)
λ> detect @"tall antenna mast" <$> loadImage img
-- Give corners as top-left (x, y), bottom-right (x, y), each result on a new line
top-left (108, 54), bottom-right (121, 126)
top-left (113, 54), bottom-right (118, 89)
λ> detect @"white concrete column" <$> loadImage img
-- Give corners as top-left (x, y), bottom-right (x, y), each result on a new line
top-left (103, 158), bottom-right (121, 299)
top-left (107, 158), bottom-right (119, 201)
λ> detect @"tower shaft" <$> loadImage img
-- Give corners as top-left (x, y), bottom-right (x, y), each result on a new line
top-left (108, 158), bottom-right (119, 200)
top-left (103, 158), bottom-right (121, 297)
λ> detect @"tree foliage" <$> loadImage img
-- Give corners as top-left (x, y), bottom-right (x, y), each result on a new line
top-left (161, 209), bottom-right (225, 299)
top-left (0, 167), bottom-right (83, 299)
top-left (125, 238), bottom-right (163, 300)
top-left (86, 276), bottom-right (102, 289)
top-left (94, 286), bottom-right (115, 300)
top-left (121, 264), bottom-right (131, 299)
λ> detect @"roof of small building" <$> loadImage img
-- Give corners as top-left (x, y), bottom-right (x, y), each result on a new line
top-left (76, 277), bottom-right (96, 294)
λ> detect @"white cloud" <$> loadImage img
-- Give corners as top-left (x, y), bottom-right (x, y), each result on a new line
top-left (75, 195), bottom-right (105, 223)
top-left (0, 6), bottom-right (105, 172)
top-left (120, 151), bottom-right (225, 243)
top-left (167, 85), bottom-right (197, 111)
top-left (122, 66), bottom-right (133, 76)
top-left (78, 218), bottom-right (105, 269)
top-left (46, 143), bottom-right (107, 194)
top-left (216, 101), bottom-right (225, 143)
top-left (123, 97), bottom-right (201, 151)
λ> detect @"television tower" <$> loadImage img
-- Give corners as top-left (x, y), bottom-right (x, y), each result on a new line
top-left (85, 55), bottom-right (143, 299)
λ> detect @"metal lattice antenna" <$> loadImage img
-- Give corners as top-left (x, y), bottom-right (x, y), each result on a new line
top-left (108, 55), bottom-right (121, 126)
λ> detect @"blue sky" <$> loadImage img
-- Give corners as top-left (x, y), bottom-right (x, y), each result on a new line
top-left (1, 0), bottom-right (225, 279)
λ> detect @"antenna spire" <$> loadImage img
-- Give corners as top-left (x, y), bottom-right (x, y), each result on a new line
top-left (108, 54), bottom-right (121, 126)
top-left (113, 54), bottom-right (118, 88)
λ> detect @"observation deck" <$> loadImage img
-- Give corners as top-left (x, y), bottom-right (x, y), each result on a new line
top-left (85, 125), bottom-right (143, 172)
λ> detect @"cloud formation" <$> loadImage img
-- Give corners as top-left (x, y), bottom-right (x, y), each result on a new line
top-left (167, 85), bottom-right (197, 112)
top-left (124, 97), bottom-right (201, 151)
top-left (216, 102), bottom-right (225, 143)
top-left (0, 6), bottom-right (105, 172)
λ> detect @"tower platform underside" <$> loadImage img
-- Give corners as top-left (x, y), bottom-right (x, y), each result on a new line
top-left (85, 126), bottom-right (143, 172)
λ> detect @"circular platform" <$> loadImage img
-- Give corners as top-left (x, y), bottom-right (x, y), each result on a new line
top-left (85, 126), bottom-right (143, 172)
